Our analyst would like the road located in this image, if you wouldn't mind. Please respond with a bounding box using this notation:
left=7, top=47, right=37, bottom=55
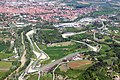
left=62, top=31, right=86, bottom=38
left=98, top=20, right=106, bottom=30
left=52, top=62, right=66, bottom=80
left=113, top=38, right=120, bottom=44
left=71, top=40, right=99, bottom=52
left=18, top=29, right=101, bottom=80
left=18, top=29, right=50, bottom=80
left=36, top=52, right=80, bottom=72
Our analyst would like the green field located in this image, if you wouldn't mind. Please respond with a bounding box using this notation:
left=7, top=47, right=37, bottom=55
left=37, top=43, right=46, bottom=50
left=0, top=43, right=7, bottom=51
left=0, top=61, right=12, bottom=69
left=64, top=27, right=83, bottom=32
left=27, top=74, right=38, bottom=80
left=0, top=41, right=13, bottom=59
left=44, top=44, right=79, bottom=60
left=0, top=61, right=12, bottom=79
left=0, top=52, right=13, bottom=59
left=100, top=44, right=111, bottom=54
left=0, top=71, right=7, bottom=79
left=70, top=33, right=93, bottom=41
left=27, top=73, right=52, bottom=80
left=91, top=9, right=116, bottom=16
left=55, top=60, right=93, bottom=80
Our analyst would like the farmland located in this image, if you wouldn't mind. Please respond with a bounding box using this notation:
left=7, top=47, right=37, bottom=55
left=0, top=61, right=12, bottom=79
left=44, top=44, right=78, bottom=60
left=0, top=61, right=12, bottom=70
left=0, top=52, right=13, bottom=59
left=67, top=60, right=93, bottom=70
left=54, top=60, right=93, bottom=80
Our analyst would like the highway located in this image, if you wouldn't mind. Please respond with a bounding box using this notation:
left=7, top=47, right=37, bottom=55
left=36, top=52, right=80, bottom=72
left=18, top=29, right=50, bottom=80
left=18, top=29, right=101, bottom=80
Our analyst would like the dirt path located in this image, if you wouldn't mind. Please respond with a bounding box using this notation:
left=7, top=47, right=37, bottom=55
left=4, top=32, right=27, bottom=80
left=16, top=32, right=27, bottom=72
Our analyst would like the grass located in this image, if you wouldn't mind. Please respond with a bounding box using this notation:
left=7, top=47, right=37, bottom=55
left=0, top=52, right=14, bottom=59
left=27, top=74, right=38, bottom=80
left=37, top=43, right=46, bottom=50
left=43, top=44, right=79, bottom=60
left=0, top=41, right=13, bottom=59
left=91, top=9, right=116, bottom=16
left=40, top=73, right=52, bottom=80
left=44, top=47, right=67, bottom=60
left=103, top=59, right=113, bottom=65
left=55, top=60, right=94, bottom=80
left=114, top=37, right=120, bottom=41
left=103, top=36, right=111, bottom=40
left=43, top=42, right=89, bottom=60
left=70, top=33, right=93, bottom=41
left=64, top=27, right=82, bottom=32
left=48, top=41, right=75, bottom=47
left=0, top=61, right=12, bottom=79
left=0, top=61, right=12, bottom=69
left=27, top=73, right=52, bottom=80
left=100, top=44, right=111, bottom=54
left=33, top=42, right=40, bottom=52
left=0, top=71, right=7, bottom=79
left=103, top=57, right=118, bottom=65
left=40, top=59, right=51, bottom=64
left=66, top=69, right=83, bottom=79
